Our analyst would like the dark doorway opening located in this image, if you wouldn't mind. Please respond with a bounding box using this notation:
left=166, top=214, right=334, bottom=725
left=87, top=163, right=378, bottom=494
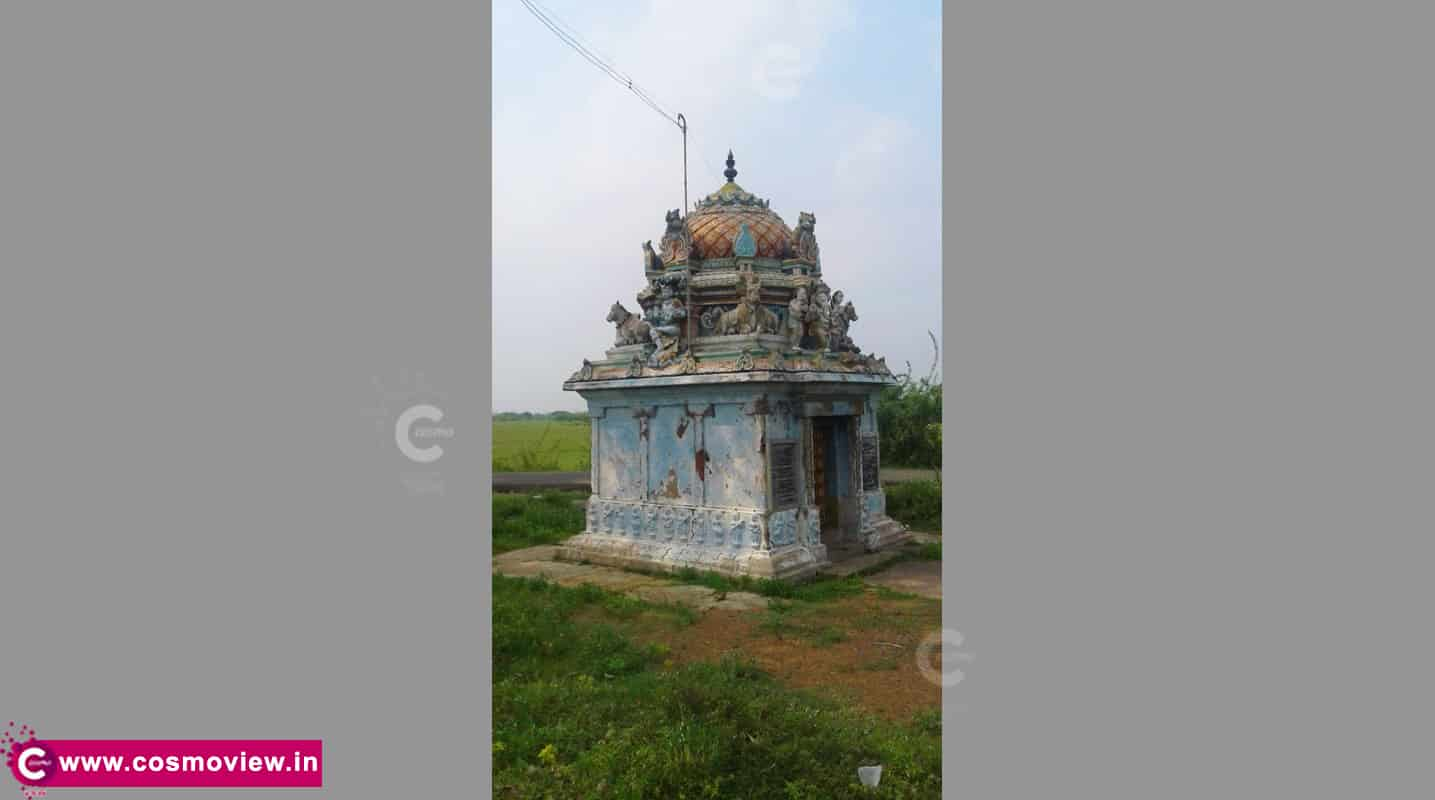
left=811, top=416, right=852, bottom=543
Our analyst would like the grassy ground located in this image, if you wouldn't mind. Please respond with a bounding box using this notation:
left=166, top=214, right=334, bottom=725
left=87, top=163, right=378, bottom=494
left=883, top=480, right=942, bottom=532
left=493, top=418, right=591, bottom=472
left=666, top=567, right=870, bottom=601
left=491, top=492, right=945, bottom=795
left=493, top=574, right=942, bottom=799
left=492, top=490, right=588, bottom=553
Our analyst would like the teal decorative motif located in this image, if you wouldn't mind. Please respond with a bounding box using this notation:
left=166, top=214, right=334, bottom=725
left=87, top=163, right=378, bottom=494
left=733, top=223, right=757, bottom=258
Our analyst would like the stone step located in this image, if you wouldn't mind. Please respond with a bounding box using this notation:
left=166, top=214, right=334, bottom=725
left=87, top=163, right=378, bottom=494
left=492, top=548, right=768, bottom=612
left=818, top=547, right=908, bottom=578
left=862, top=560, right=942, bottom=599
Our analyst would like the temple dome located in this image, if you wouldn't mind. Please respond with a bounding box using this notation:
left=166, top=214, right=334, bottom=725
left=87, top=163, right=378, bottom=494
left=685, top=154, right=794, bottom=261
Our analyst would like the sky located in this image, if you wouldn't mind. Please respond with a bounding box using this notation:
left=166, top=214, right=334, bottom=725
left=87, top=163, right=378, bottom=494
left=493, top=0, right=941, bottom=412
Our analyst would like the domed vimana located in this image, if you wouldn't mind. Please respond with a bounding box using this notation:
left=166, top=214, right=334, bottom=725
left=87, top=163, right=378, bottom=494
left=684, top=154, right=795, bottom=260
left=562, top=152, right=911, bottom=582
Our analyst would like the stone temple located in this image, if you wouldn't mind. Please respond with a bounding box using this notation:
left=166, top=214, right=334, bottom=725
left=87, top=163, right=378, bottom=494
left=561, top=153, right=911, bottom=582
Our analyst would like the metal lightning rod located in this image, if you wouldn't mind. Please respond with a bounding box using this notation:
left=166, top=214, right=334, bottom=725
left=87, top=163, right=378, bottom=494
left=677, top=113, right=688, bottom=213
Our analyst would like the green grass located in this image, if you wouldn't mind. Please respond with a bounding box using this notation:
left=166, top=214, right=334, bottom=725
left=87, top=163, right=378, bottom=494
left=757, top=600, right=850, bottom=647
left=884, top=480, right=942, bottom=532
left=667, top=566, right=870, bottom=603
left=493, top=574, right=942, bottom=799
left=493, top=418, right=591, bottom=472
left=493, top=490, right=588, bottom=553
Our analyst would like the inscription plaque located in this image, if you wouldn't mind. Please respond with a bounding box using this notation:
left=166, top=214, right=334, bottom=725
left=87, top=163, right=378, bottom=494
left=861, top=435, right=880, bottom=490
left=770, top=440, right=801, bottom=509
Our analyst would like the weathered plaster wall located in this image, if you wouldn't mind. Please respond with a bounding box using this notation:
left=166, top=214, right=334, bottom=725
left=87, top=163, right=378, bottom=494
left=567, top=381, right=907, bottom=580
left=595, top=411, right=643, bottom=500
left=701, top=401, right=764, bottom=509
left=588, top=386, right=769, bottom=511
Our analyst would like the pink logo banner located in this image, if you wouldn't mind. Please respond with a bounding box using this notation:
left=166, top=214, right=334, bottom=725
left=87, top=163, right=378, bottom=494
left=7, top=739, right=322, bottom=788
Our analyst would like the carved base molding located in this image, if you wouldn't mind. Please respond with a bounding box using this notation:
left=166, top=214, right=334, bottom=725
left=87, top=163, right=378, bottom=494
left=767, top=506, right=822, bottom=548
left=583, top=498, right=760, bottom=549
left=582, top=497, right=828, bottom=549
left=859, top=490, right=913, bottom=552
left=564, top=495, right=911, bottom=578
left=558, top=534, right=827, bottom=582
left=565, top=497, right=831, bottom=581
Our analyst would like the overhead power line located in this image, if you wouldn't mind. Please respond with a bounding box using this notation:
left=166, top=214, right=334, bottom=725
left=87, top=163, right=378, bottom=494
left=519, top=0, right=728, bottom=211
left=518, top=0, right=681, bottom=129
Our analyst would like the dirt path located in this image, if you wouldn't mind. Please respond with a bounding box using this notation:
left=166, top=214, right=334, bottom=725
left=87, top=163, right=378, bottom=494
left=494, top=545, right=768, bottom=612
left=643, top=590, right=944, bottom=721
left=494, top=544, right=946, bottom=720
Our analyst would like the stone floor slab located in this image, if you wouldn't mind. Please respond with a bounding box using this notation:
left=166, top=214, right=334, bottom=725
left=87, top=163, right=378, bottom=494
left=819, top=549, right=905, bottom=578
left=493, top=544, right=562, bottom=566
left=494, top=560, right=594, bottom=581
left=493, top=553, right=769, bottom=612
left=862, top=560, right=942, bottom=599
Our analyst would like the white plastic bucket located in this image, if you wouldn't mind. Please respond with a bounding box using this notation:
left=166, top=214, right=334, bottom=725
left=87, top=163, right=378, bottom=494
left=857, top=764, right=883, bottom=788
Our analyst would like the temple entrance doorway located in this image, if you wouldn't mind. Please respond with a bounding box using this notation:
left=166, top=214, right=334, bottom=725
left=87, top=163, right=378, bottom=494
left=810, top=416, right=855, bottom=549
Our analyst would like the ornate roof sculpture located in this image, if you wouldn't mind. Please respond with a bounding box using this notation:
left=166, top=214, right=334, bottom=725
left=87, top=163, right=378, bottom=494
left=566, top=152, right=893, bottom=386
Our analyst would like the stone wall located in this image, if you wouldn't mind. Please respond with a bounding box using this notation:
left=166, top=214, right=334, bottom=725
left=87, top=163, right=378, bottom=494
left=588, top=386, right=769, bottom=510
left=565, top=382, right=907, bottom=580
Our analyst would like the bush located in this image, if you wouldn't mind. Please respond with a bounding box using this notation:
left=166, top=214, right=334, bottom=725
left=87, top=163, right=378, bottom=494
left=492, top=491, right=587, bottom=553
left=885, top=480, right=941, bottom=532
left=876, top=374, right=941, bottom=471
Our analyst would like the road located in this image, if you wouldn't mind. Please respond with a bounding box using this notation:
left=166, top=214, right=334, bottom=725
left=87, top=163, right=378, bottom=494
left=493, top=467, right=938, bottom=492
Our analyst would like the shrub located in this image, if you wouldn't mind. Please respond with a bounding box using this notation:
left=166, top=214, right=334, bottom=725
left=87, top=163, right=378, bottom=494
left=876, top=350, right=942, bottom=471
left=885, top=480, right=942, bottom=532
left=492, top=491, right=587, bottom=553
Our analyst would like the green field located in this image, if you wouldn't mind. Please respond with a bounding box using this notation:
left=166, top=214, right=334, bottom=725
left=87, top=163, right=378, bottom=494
left=492, top=418, right=591, bottom=472
left=493, top=575, right=942, bottom=799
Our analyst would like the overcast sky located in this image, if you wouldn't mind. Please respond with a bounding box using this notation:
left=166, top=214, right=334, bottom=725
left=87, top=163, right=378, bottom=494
left=493, top=0, right=941, bottom=412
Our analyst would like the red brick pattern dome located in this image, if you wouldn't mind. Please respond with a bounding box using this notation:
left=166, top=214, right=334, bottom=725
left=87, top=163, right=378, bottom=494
left=687, top=196, right=793, bottom=260
left=682, top=153, right=794, bottom=261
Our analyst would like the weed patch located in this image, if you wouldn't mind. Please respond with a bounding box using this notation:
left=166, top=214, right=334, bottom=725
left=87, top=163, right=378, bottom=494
left=885, top=480, right=942, bottom=532
left=494, top=573, right=942, bottom=798
left=666, top=567, right=868, bottom=604
left=492, top=491, right=587, bottom=553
